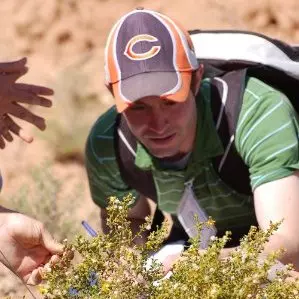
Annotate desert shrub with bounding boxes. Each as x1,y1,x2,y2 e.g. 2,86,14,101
2,163,82,241
40,195,167,298
40,194,299,299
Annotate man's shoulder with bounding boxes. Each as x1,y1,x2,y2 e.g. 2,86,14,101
244,76,287,99
86,106,118,162
88,106,118,139
241,75,296,116
201,75,286,99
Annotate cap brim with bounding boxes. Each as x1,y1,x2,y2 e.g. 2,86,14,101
112,71,192,113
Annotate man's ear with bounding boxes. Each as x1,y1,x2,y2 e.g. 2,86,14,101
190,64,204,96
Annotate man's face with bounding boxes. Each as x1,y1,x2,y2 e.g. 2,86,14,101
123,91,197,160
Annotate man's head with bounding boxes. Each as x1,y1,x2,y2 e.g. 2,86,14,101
105,8,203,159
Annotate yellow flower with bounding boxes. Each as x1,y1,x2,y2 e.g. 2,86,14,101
101,281,111,293
38,286,48,294
206,218,216,226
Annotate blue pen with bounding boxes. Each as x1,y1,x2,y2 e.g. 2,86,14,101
81,220,98,237
68,221,99,296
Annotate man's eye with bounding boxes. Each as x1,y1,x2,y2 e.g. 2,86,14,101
164,100,177,106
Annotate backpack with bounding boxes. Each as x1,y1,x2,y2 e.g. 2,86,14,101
114,30,299,245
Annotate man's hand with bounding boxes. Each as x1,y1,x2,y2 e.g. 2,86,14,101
0,208,63,285
162,250,208,274
162,249,299,283
0,57,54,149
161,252,182,274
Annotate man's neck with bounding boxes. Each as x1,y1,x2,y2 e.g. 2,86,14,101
156,152,192,170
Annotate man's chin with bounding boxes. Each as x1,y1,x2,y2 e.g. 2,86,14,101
146,147,178,159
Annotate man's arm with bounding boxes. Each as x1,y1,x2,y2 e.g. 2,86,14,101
230,80,299,268
99,194,154,245
253,171,299,269
164,172,299,273
218,172,299,265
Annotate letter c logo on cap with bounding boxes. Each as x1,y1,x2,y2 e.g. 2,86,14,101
124,34,161,61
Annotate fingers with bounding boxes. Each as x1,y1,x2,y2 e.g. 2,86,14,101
9,88,52,107
16,83,54,96
27,254,60,285
0,136,5,149
2,129,13,143
287,270,299,281
0,68,28,86
40,227,64,255
3,115,33,143
26,267,43,286
0,58,27,74
49,254,60,264
0,114,34,146
162,253,181,274
0,118,11,149
25,255,62,285
24,254,55,285
18,129,34,143
7,102,46,130
0,61,54,110
0,59,28,84
290,270,299,277
8,68,29,83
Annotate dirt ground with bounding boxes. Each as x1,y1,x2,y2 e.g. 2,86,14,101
0,0,298,297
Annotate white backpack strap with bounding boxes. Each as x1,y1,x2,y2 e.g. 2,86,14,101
190,30,299,79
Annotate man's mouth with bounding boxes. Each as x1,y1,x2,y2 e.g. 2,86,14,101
148,133,176,143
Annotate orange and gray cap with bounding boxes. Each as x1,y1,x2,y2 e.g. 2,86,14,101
104,8,199,112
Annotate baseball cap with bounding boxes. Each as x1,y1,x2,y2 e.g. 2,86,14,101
104,8,199,112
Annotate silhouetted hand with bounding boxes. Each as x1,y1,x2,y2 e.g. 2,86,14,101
0,57,53,148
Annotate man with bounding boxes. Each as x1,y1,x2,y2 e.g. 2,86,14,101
85,8,299,269
0,58,63,285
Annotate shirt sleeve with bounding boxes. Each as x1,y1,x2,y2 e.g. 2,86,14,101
235,78,299,190
85,112,138,208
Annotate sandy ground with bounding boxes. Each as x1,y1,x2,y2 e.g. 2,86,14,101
0,0,298,297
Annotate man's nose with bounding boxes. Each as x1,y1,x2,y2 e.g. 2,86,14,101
149,112,167,134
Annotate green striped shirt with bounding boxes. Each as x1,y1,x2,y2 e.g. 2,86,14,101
85,77,299,231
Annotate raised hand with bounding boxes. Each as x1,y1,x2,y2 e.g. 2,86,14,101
0,57,54,148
